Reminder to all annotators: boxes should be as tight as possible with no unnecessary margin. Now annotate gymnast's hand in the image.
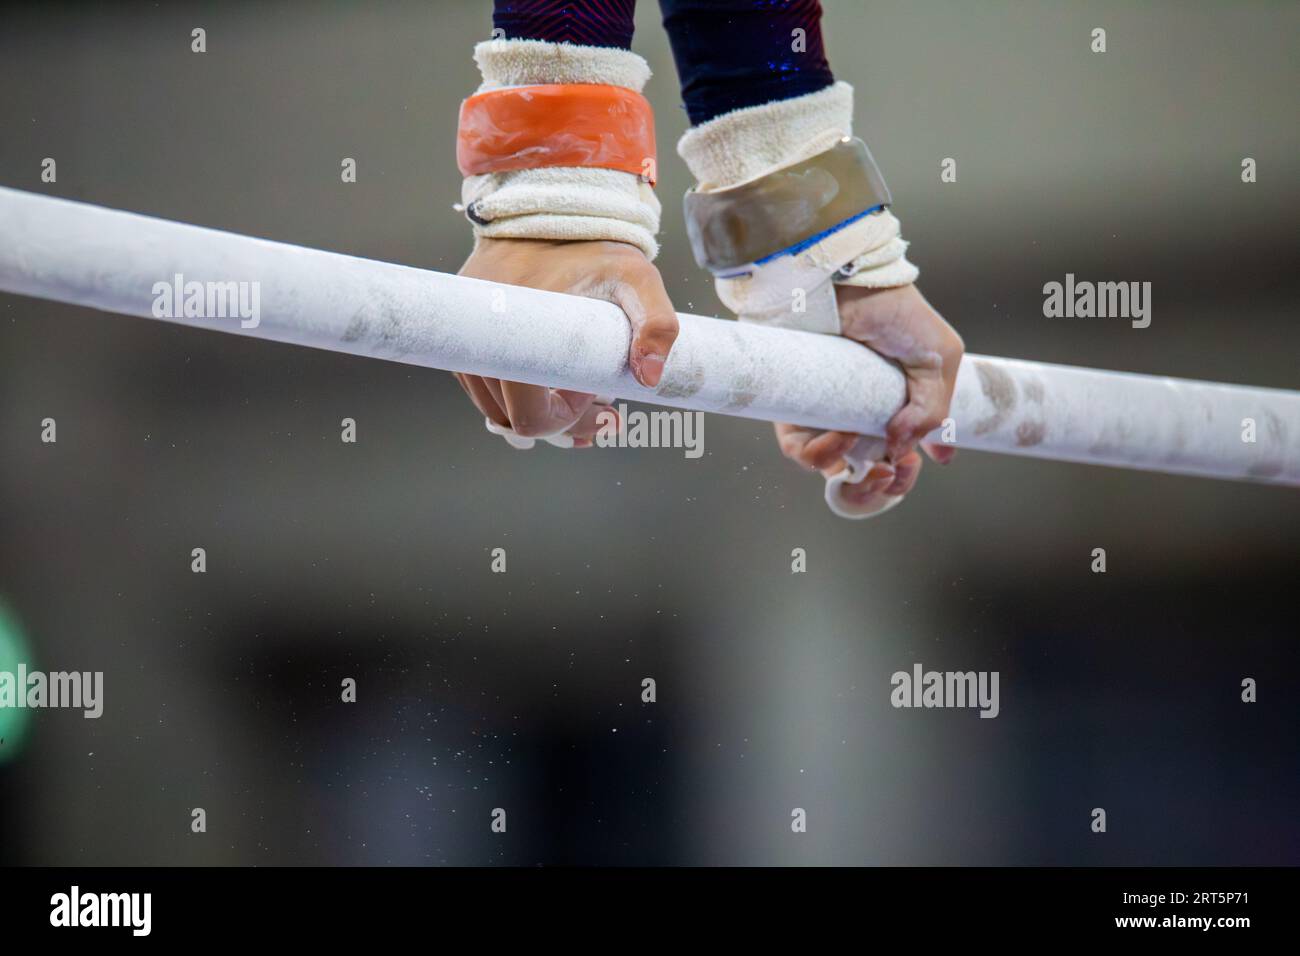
[775,283,964,514]
[456,237,679,446]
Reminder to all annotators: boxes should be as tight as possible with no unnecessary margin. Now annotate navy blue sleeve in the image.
[489,0,835,126]
[658,0,835,124]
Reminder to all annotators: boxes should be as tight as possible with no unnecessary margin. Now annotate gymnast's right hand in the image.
[456,237,679,446]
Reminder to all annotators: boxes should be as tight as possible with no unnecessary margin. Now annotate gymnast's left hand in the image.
[775,282,963,514]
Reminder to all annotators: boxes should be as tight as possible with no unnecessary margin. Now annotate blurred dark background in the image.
[0,0,1296,865]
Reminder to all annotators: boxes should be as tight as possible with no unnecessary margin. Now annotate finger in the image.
[835,460,897,483]
[565,401,618,441]
[885,363,952,463]
[775,423,819,464]
[458,374,510,427]
[454,372,474,403]
[883,450,923,496]
[500,380,595,438]
[922,440,957,465]
[482,378,539,438]
[797,430,859,473]
[836,472,904,515]
[482,378,508,416]
[607,266,679,389]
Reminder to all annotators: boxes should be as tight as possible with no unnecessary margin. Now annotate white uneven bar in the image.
[1,186,1297,485]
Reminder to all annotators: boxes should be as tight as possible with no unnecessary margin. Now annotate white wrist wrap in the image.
[459,39,661,260]
[677,81,918,331]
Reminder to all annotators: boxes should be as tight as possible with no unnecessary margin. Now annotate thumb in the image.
[607,264,679,389]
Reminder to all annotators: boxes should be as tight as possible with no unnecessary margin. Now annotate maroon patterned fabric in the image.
[493,0,638,49]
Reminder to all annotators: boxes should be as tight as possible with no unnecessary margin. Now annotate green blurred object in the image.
[0,600,34,763]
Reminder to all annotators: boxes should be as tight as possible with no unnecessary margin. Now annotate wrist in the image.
[678,83,919,328]
[456,39,662,260]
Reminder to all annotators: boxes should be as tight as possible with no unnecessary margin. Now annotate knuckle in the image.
[652,310,680,331]
[887,413,917,438]
[943,331,966,361]
[923,404,948,425]
[639,314,679,339]
[917,413,946,436]
[510,419,547,438]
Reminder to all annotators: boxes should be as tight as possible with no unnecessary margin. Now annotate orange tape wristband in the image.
[457,84,657,184]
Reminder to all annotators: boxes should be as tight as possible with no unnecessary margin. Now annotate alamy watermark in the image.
[151,272,260,328]
[1043,273,1151,328]
[0,665,103,718]
[50,886,150,936]
[595,403,704,459]
[891,663,1000,718]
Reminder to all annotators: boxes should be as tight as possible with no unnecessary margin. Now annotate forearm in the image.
[659,0,834,124]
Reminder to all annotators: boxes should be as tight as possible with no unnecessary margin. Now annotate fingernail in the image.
[637,352,666,388]
[865,463,895,482]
